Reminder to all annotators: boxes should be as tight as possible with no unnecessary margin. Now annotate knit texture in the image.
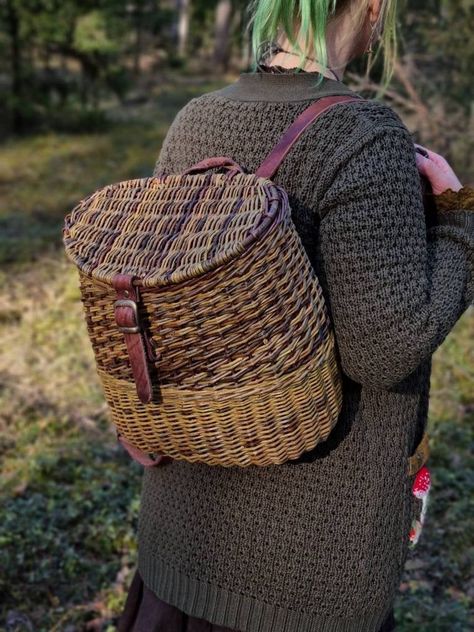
[137,71,474,632]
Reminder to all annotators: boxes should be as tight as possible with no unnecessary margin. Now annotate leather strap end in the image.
[112,274,154,405]
[408,431,430,476]
[118,434,172,467]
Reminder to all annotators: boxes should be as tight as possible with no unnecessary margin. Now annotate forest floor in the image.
[0,77,473,631]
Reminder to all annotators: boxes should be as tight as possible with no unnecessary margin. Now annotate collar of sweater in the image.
[213,69,357,103]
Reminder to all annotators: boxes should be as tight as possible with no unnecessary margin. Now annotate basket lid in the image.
[63,172,286,287]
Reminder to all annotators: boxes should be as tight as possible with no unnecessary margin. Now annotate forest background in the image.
[0,1,473,630]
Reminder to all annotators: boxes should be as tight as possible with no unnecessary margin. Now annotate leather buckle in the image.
[114,299,141,334]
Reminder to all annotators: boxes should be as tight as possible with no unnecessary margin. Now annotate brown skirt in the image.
[117,570,236,632]
[117,570,396,632]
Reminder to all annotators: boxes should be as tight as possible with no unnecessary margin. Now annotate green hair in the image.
[249,0,400,90]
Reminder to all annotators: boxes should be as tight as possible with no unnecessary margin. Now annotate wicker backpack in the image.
[63,94,360,467]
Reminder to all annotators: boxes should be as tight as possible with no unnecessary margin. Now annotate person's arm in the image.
[316,125,473,391]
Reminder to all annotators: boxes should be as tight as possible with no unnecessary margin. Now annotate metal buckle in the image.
[114,299,141,334]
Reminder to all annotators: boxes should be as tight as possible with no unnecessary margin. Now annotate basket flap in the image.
[63,172,286,287]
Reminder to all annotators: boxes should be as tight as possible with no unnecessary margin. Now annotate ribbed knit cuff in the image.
[436,209,474,233]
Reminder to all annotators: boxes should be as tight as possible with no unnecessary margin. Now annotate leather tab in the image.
[408,431,430,476]
[183,156,244,176]
[256,95,363,180]
[118,434,172,467]
[112,274,153,404]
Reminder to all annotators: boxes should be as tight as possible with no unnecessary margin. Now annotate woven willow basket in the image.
[63,169,342,466]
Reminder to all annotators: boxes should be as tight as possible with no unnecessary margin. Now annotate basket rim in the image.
[64,173,288,288]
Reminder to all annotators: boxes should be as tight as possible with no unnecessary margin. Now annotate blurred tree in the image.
[2,0,23,131]
[213,0,232,69]
[175,0,191,57]
[73,9,122,105]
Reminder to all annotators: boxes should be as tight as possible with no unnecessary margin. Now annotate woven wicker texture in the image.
[64,171,343,466]
[64,173,279,287]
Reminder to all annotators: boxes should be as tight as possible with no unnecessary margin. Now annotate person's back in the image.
[118,3,474,632]
[152,71,412,282]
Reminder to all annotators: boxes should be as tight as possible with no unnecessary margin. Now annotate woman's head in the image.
[249,0,400,85]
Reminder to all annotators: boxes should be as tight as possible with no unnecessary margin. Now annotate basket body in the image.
[64,171,342,466]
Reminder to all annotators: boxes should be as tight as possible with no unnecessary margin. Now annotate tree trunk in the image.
[6,0,24,132]
[133,1,145,75]
[234,7,251,70]
[213,0,233,70]
[175,0,191,58]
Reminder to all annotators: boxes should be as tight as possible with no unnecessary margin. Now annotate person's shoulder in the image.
[329,96,411,141]
[311,97,419,211]
[165,89,228,130]
[344,97,404,122]
[313,96,416,171]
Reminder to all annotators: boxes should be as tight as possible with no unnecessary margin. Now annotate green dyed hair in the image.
[249,0,400,89]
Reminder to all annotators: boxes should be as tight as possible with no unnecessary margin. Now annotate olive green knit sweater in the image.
[136,71,474,632]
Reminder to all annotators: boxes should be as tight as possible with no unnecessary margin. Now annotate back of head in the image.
[248,0,400,88]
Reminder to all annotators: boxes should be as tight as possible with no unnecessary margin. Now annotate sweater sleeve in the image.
[316,125,474,391]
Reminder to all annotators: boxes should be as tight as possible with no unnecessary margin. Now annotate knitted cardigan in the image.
[136,70,474,632]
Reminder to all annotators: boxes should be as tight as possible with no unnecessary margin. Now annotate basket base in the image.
[98,352,342,467]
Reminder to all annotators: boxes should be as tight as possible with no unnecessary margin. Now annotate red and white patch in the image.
[409,465,432,548]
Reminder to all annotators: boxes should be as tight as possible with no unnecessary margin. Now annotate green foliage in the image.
[0,0,137,131]
[73,11,121,56]
[394,414,474,630]
[0,445,141,625]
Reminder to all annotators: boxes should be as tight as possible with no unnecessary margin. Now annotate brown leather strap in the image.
[118,434,172,467]
[112,274,153,404]
[256,95,363,180]
[184,156,244,175]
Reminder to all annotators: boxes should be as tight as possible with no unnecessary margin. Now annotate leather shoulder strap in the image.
[255,95,364,180]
